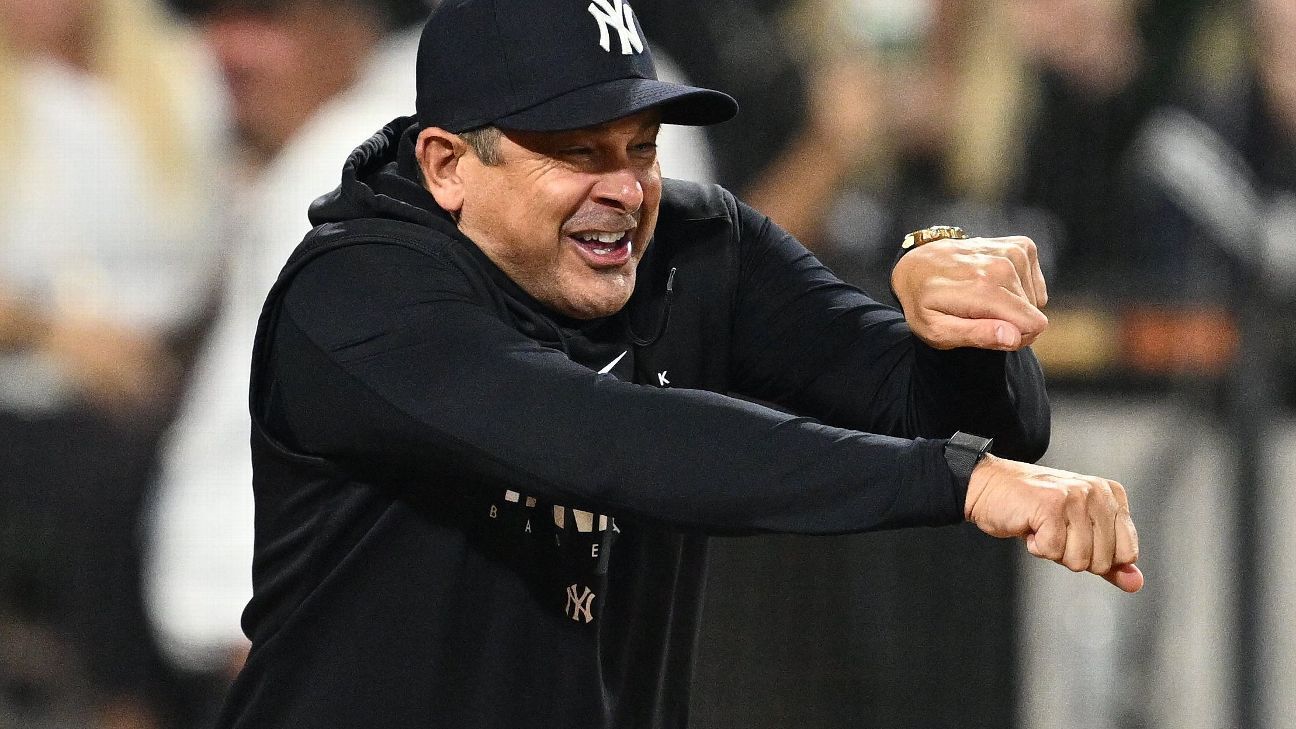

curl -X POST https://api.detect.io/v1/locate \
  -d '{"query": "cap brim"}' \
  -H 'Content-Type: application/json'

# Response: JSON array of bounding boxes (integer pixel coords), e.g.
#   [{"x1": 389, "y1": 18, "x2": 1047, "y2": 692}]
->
[{"x1": 491, "y1": 77, "x2": 738, "y2": 132}]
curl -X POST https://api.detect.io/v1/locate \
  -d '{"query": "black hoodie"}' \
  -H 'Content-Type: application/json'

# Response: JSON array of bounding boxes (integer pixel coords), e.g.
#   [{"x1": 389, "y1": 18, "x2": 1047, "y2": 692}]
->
[{"x1": 215, "y1": 117, "x2": 1049, "y2": 728}]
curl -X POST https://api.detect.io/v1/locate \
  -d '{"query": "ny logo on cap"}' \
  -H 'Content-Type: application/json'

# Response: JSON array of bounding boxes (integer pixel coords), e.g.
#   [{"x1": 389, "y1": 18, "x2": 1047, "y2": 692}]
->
[{"x1": 587, "y1": 0, "x2": 644, "y2": 55}]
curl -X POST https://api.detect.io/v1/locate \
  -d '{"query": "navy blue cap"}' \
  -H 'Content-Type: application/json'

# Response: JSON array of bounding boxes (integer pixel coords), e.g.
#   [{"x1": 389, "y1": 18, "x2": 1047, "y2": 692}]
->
[{"x1": 415, "y1": 0, "x2": 738, "y2": 132}]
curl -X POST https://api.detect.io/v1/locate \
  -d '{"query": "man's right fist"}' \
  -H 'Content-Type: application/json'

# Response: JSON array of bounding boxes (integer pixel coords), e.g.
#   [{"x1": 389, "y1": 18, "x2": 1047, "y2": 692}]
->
[{"x1": 964, "y1": 455, "x2": 1143, "y2": 593}]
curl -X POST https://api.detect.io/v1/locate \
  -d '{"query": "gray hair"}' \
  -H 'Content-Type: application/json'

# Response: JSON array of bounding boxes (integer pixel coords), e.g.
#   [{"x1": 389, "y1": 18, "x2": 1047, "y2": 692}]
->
[{"x1": 459, "y1": 126, "x2": 503, "y2": 166}]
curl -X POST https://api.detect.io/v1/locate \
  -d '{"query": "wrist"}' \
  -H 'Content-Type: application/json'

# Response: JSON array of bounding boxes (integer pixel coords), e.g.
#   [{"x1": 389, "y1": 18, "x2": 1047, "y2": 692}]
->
[{"x1": 944, "y1": 431, "x2": 994, "y2": 518}]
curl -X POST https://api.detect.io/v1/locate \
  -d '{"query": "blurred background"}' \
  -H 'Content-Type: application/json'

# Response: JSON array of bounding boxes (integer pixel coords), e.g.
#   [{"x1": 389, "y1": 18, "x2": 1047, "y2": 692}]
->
[{"x1": 0, "y1": 0, "x2": 1291, "y2": 726}]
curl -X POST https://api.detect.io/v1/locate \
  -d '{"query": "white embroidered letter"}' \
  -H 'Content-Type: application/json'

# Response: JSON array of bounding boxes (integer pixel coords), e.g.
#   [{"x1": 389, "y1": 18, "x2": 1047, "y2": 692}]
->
[{"x1": 587, "y1": 0, "x2": 644, "y2": 54}]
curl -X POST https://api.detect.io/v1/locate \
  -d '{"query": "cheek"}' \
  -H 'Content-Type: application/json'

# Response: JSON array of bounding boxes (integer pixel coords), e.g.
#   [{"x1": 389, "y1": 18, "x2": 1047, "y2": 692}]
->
[{"x1": 637, "y1": 175, "x2": 663, "y2": 242}]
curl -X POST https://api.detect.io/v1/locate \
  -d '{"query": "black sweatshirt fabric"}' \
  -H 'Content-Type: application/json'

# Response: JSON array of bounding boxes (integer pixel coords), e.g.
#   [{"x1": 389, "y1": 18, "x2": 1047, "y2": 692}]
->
[{"x1": 214, "y1": 117, "x2": 1049, "y2": 729}]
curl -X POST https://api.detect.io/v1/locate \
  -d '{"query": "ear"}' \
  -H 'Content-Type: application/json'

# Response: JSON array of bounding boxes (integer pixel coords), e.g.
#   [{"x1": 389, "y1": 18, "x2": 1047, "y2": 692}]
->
[{"x1": 415, "y1": 127, "x2": 466, "y2": 216}]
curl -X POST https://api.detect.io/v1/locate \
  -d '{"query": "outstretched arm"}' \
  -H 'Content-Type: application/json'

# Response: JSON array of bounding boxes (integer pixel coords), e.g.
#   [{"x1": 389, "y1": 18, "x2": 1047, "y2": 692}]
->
[{"x1": 264, "y1": 242, "x2": 968, "y2": 536}]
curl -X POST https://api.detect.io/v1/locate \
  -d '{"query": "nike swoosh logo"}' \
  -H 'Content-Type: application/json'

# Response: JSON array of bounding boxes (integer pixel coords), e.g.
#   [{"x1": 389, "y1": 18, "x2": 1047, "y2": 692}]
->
[{"x1": 598, "y1": 351, "x2": 628, "y2": 374}]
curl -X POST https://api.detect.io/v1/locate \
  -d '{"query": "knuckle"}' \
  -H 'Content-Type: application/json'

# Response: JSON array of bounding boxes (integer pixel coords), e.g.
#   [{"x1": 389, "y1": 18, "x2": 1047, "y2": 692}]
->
[
  {"x1": 986, "y1": 256, "x2": 1016, "y2": 279},
  {"x1": 1065, "y1": 485, "x2": 1089, "y2": 507},
  {"x1": 1004, "y1": 245, "x2": 1029, "y2": 268},
  {"x1": 1042, "y1": 533, "x2": 1066, "y2": 559},
  {"x1": 1062, "y1": 555, "x2": 1089, "y2": 572},
  {"x1": 1087, "y1": 483, "x2": 1115, "y2": 510},
  {"x1": 1104, "y1": 495, "x2": 1122, "y2": 516},
  {"x1": 973, "y1": 277, "x2": 998, "y2": 298}
]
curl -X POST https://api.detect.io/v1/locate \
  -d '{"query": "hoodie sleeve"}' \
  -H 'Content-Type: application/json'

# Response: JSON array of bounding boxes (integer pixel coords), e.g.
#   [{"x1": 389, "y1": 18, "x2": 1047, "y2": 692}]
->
[
  {"x1": 264, "y1": 242, "x2": 964, "y2": 535},
  {"x1": 727, "y1": 199, "x2": 1050, "y2": 463}
]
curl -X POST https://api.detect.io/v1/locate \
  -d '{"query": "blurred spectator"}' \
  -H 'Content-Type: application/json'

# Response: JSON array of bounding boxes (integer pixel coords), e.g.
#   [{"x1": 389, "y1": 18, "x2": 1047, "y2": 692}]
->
[
  {"x1": 1125, "y1": 0, "x2": 1296, "y2": 307},
  {"x1": 635, "y1": 0, "x2": 882, "y2": 247},
  {"x1": 633, "y1": 0, "x2": 806, "y2": 193},
  {"x1": 0, "y1": 0, "x2": 225, "y2": 726},
  {"x1": 143, "y1": 0, "x2": 427, "y2": 718},
  {"x1": 1003, "y1": 0, "x2": 1209, "y2": 297},
  {"x1": 1007, "y1": 0, "x2": 1150, "y2": 295}
]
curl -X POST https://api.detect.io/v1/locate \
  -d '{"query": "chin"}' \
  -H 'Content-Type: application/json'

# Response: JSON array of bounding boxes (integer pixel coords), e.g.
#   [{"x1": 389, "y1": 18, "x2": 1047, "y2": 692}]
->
[
  {"x1": 563, "y1": 297, "x2": 631, "y2": 320},
  {"x1": 537, "y1": 263, "x2": 637, "y2": 318},
  {"x1": 564, "y1": 286, "x2": 634, "y2": 319}
]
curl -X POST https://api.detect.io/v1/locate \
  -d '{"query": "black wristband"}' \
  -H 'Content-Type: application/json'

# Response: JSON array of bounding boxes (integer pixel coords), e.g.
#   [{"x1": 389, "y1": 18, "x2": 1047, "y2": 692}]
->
[{"x1": 944, "y1": 431, "x2": 994, "y2": 482}]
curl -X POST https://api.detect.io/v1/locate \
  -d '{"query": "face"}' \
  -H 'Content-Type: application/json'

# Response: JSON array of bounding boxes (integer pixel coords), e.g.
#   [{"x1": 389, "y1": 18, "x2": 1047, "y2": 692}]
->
[
  {"x1": 201, "y1": 2, "x2": 376, "y2": 160},
  {"x1": 455, "y1": 111, "x2": 663, "y2": 319},
  {"x1": 0, "y1": 0, "x2": 95, "y2": 60}
]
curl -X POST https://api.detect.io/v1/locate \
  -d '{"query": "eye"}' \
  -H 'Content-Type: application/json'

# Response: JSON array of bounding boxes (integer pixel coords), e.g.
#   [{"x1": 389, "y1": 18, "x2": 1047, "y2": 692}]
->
[
  {"x1": 560, "y1": 146, "x2": 595, "y2": 157},
  {"x1": 631, "y1": 142, "x2": 657, "y2": 155}
]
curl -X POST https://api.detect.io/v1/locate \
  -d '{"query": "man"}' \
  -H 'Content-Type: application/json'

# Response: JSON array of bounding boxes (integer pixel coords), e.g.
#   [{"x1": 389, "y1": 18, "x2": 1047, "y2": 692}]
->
[
  {"x1": 147, "y1": 0, "x2": 713, "y2": 692},
  {"x1": 216, "y1": 1, "x2": 1141, "y2": 727}
]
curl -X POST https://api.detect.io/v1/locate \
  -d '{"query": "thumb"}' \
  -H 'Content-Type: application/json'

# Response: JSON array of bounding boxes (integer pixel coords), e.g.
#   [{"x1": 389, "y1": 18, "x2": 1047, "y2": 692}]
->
[
  {"x1": 926, "y1": 314, "x2": 1023, "y2": 351},
  {"x1": 1102, "y1": 564, "x2": 1144, "y2": 593}
]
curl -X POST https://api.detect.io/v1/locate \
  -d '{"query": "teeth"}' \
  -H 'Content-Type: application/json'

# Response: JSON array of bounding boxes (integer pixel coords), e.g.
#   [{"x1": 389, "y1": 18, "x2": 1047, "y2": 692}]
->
[
  {"x1": 590, "y1": 241, "x2": 631, "y2": 256},
  {"x1": 576, "y1": 231, "x2": 625, "y2": 244}
]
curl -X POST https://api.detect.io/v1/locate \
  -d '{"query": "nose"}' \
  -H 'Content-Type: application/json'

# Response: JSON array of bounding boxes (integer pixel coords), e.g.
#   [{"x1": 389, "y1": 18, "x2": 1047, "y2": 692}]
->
[{"x1": 590, "y1": 169, "x2": 643, "y2": 213}]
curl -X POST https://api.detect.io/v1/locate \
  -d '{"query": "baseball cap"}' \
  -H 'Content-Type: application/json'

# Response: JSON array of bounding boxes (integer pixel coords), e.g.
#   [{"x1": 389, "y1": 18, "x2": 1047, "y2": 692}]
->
[{"x1": 415, "y1": 0, "x2": 739, "y2": 132}]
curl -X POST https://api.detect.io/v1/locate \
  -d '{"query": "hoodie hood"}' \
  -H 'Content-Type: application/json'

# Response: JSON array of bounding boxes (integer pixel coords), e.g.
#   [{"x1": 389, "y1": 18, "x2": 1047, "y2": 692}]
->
[{"x1": 308, "y1": 116, "x2": 451, "y2": 232}]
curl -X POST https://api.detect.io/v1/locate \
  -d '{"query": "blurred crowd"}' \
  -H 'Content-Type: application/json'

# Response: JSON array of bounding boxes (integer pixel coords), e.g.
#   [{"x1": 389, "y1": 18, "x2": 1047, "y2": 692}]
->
[{"x1": 0, "y1": 0, "x2": 1292, "y2": 727}]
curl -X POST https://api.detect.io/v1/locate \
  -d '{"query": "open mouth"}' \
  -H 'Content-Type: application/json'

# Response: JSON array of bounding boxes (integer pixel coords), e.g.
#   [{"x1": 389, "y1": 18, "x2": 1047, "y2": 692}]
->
[{"x1": 569, "y1": 230, "x2": 633, "y2": 267}]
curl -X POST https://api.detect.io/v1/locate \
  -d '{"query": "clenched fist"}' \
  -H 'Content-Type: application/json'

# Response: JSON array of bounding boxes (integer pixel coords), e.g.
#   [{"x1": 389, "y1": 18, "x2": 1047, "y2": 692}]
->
[
  {"x1": 966, "y1": 455, "x2": 1143, "y2": 593},
  {"x1": 892, "y1": 235, "x2": 1049, "y2": 351}
]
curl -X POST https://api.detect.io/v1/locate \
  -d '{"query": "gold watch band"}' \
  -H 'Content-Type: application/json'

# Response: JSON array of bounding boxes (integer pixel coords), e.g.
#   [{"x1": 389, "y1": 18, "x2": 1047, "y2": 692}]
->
[{"x1": 901, "y1": 225, "x2": 969, "y2": 249}]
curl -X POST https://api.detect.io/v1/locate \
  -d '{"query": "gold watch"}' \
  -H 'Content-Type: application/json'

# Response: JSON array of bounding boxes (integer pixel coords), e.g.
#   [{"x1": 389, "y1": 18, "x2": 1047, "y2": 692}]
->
[{"x1": 901, "y1": 225, "x2": 969, "y2": 249}]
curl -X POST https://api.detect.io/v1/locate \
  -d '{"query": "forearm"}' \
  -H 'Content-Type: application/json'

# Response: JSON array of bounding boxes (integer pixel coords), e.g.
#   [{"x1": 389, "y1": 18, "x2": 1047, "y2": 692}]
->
[
  {"x1": 769, "y1": 325, "x2": 1049, "y2": 460},
  {"x1": 910, "y1": 341, "x2": 1050, "y2": 461}
]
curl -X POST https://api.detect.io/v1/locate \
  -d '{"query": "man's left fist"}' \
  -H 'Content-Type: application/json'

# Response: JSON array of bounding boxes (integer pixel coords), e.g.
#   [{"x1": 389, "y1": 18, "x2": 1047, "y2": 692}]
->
[{"x1": 891, "y1": 235, "x2": 1049, "y2": 351}]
